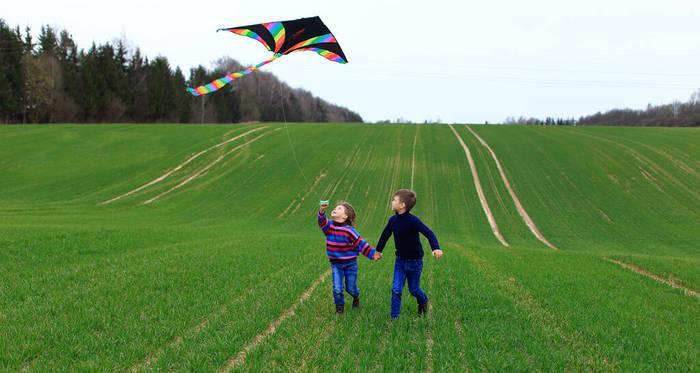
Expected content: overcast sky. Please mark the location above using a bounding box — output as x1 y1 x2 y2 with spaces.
5 0 700 123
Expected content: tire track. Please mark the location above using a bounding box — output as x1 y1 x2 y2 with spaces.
605 258 699 298
143 128 281 205
425 266 435 373
321 138 366 200
217 269 330 372
454 319 466 362
297 319 337 371
453 243 615 371
588 130 700 180
326 127 375 200
100 126 267 205
448 124 509 247
465 126 559 250
278 170 327 218
128 267 286 372
411 124 419 189
387 129 403 209
569 129 700 201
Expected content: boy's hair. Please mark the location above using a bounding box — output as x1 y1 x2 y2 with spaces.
394 189 417 212
337 201 356 226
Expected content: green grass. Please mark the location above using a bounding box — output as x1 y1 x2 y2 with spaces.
0 123 697 371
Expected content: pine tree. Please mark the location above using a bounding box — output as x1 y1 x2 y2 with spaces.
0 20 26 122
38 25 59 56
147 56 175 121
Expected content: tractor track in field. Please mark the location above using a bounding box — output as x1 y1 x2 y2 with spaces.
346 147 374 198
371 322 393 371
370 154 391 220
279 170 328 218
569 129 700 202
524 131 617 225
19 356 39 372
588 131 700 180
279 130 371 218
605 258 699 298
454 243 615 371
411 124 419 189
100 126 267 205
321 134 369 201
448 124 509 247
426 267 435 373
465 126 559 250
533 127 700 221
128 267 286 372
566 129 700 221
217 269 330 372
454 319 467 362
371 131 405 223
388 130 403 208
297 319 337 371
143 128 281 205
332 312 363 366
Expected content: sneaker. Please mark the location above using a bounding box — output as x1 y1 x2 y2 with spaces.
336 304 344 314
418 300 429 316
352 297 360 309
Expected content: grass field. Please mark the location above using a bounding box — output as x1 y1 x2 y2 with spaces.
0 123 698 371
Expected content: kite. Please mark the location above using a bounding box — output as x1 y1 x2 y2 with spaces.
187 16 347 96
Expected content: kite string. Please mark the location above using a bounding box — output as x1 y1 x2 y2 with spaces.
278 81 311 188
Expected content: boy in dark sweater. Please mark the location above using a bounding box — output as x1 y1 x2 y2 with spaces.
376 189 443 319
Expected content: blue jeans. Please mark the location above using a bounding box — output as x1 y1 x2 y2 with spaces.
330 260 359 305
391 258 428 318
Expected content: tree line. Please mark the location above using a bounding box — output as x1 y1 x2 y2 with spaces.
504 89 700 127
0 20 362 124
576 91 700 127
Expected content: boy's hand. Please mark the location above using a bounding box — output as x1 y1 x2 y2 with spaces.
432 249 444 260
372 251 383 261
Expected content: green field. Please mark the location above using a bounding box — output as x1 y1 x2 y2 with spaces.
1 123 698 371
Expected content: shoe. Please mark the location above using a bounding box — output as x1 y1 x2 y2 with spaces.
352 297 360 309
336 304 344 314
418 300 428 316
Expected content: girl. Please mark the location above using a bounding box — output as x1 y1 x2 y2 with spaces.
318 200 381 314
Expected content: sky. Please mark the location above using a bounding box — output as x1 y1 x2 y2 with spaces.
5 0 700 123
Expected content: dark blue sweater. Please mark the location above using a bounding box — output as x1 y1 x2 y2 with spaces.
376 212 440 259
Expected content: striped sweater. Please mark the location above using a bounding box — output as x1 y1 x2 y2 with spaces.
318 211 376 261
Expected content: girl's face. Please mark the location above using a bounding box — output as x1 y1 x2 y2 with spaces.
331 205 348 224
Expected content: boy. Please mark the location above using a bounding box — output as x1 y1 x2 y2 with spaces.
318 200 381 314
376 189 443 319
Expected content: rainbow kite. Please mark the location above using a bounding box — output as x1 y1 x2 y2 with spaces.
187 16 347 96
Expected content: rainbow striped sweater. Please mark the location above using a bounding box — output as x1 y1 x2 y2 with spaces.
318 211 376 261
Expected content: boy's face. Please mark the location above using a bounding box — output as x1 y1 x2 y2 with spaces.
331 205 348 224
391 195 406 213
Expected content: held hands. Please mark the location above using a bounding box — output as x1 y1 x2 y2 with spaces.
432 249 444 260
372 251 383 261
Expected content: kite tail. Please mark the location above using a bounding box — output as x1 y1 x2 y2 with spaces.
187 53 282 96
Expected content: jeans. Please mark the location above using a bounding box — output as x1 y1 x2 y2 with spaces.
391 257 428 318
330 260 359 305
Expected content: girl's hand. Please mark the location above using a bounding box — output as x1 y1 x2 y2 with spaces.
432 250 444 260
319 200 329 213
